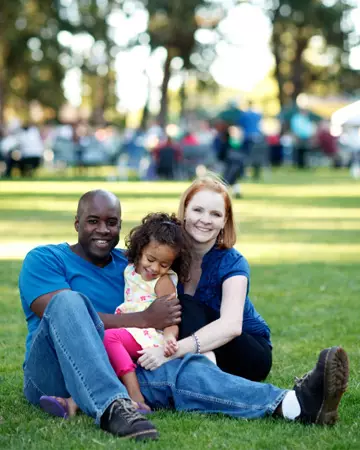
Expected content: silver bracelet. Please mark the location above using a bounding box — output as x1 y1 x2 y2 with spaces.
192 333 201 354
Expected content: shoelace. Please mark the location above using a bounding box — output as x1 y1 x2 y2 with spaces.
109 400 144 424
294 368 314 387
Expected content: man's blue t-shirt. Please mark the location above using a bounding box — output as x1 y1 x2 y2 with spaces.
19 243 128 361
178 246 271 346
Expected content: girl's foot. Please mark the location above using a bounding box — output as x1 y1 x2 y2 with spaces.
39 396 78 419
131 400 153 414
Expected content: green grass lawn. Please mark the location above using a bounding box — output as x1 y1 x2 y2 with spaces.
1 168 360 449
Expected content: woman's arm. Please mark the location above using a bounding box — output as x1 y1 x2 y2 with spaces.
174 275 247 356
138 275 247 370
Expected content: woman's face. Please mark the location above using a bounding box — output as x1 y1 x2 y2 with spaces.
184 189 226 245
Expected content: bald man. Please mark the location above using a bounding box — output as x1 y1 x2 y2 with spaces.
19 190 349 442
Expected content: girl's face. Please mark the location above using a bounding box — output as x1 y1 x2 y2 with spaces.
137 239 178 281
184 189 226 245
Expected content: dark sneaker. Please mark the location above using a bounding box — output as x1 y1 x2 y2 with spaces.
100 398 159 441
294 346 349 425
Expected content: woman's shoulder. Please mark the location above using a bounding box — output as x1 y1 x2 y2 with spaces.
218 247 249 273
216 246 246 261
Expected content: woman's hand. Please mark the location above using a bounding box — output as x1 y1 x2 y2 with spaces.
137 346 170 371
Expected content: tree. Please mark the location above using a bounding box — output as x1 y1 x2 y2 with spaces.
0 0 67 126
262 0 358 107
145 0 224 127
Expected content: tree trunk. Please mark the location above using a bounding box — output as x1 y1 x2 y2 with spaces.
158 49 173 129
0 35 7 129
0 72 5 129
292 36 308 103
272 29 286 109
92 76 106 125
140 72 151 130
179 73 187 122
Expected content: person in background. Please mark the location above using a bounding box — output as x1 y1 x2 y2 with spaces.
152 135 182 180
180 131 199 146
238 101 264 180
290 109 315 169
315 121 341 168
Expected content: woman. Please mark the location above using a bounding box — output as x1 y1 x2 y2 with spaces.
138 176 272 381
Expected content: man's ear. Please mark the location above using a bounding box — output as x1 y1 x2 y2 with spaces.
74 216 79 232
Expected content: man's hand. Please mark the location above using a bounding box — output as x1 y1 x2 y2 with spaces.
163 335 178 357
143 293 181 329
137 346 170 371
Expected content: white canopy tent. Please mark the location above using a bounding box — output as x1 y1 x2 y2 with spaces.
332 100 360 127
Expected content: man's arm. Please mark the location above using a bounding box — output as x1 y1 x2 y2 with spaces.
99 293 181 330
30 289 70 317
30 289 181 330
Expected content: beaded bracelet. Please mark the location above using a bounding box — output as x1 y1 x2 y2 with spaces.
192 333 201 354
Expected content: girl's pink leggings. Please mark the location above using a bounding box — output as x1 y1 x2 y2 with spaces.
103 328 143 377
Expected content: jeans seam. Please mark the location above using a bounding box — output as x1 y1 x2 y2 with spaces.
24 376 47 401
27 320 48 361
96 321 104 331
267 389 288 415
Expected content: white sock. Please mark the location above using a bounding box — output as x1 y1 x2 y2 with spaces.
232 184 241 194
281 390 301 420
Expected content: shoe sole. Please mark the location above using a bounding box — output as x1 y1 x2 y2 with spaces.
316 346 349 425
121 429 159 441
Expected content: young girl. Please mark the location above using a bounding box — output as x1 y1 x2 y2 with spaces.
39 212 191 418
103 212 191 412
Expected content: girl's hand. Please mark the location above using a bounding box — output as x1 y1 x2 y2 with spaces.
137 346 169 371
164 336 178 357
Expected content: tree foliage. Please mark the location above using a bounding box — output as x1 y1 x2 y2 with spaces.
0 0 67 125
144 0 224 126
263 0 359 107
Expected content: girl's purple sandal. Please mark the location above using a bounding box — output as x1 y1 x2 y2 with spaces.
136 402 153 415
39 396 69 419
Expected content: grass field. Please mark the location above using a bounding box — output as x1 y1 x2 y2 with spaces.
1 169 360 449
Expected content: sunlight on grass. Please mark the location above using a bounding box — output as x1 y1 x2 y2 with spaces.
233 202 360 219
0 180 188 194
245 184 360 197
259 220 360 231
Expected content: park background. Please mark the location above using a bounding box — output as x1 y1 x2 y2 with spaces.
1 0 360 449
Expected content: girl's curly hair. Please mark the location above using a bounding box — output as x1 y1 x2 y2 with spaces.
125 212 192 283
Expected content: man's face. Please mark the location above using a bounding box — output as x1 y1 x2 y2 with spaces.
75 195 121 266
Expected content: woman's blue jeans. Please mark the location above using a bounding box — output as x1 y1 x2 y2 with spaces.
23 291 287 424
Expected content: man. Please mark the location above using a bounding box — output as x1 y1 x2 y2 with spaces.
19 190 349 442
238 101 265 181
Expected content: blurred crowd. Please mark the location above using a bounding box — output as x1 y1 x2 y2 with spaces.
1 103 360 187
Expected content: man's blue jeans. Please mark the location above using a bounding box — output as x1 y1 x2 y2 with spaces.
23 291 129 424
23 291 287 423
137 356 286 419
